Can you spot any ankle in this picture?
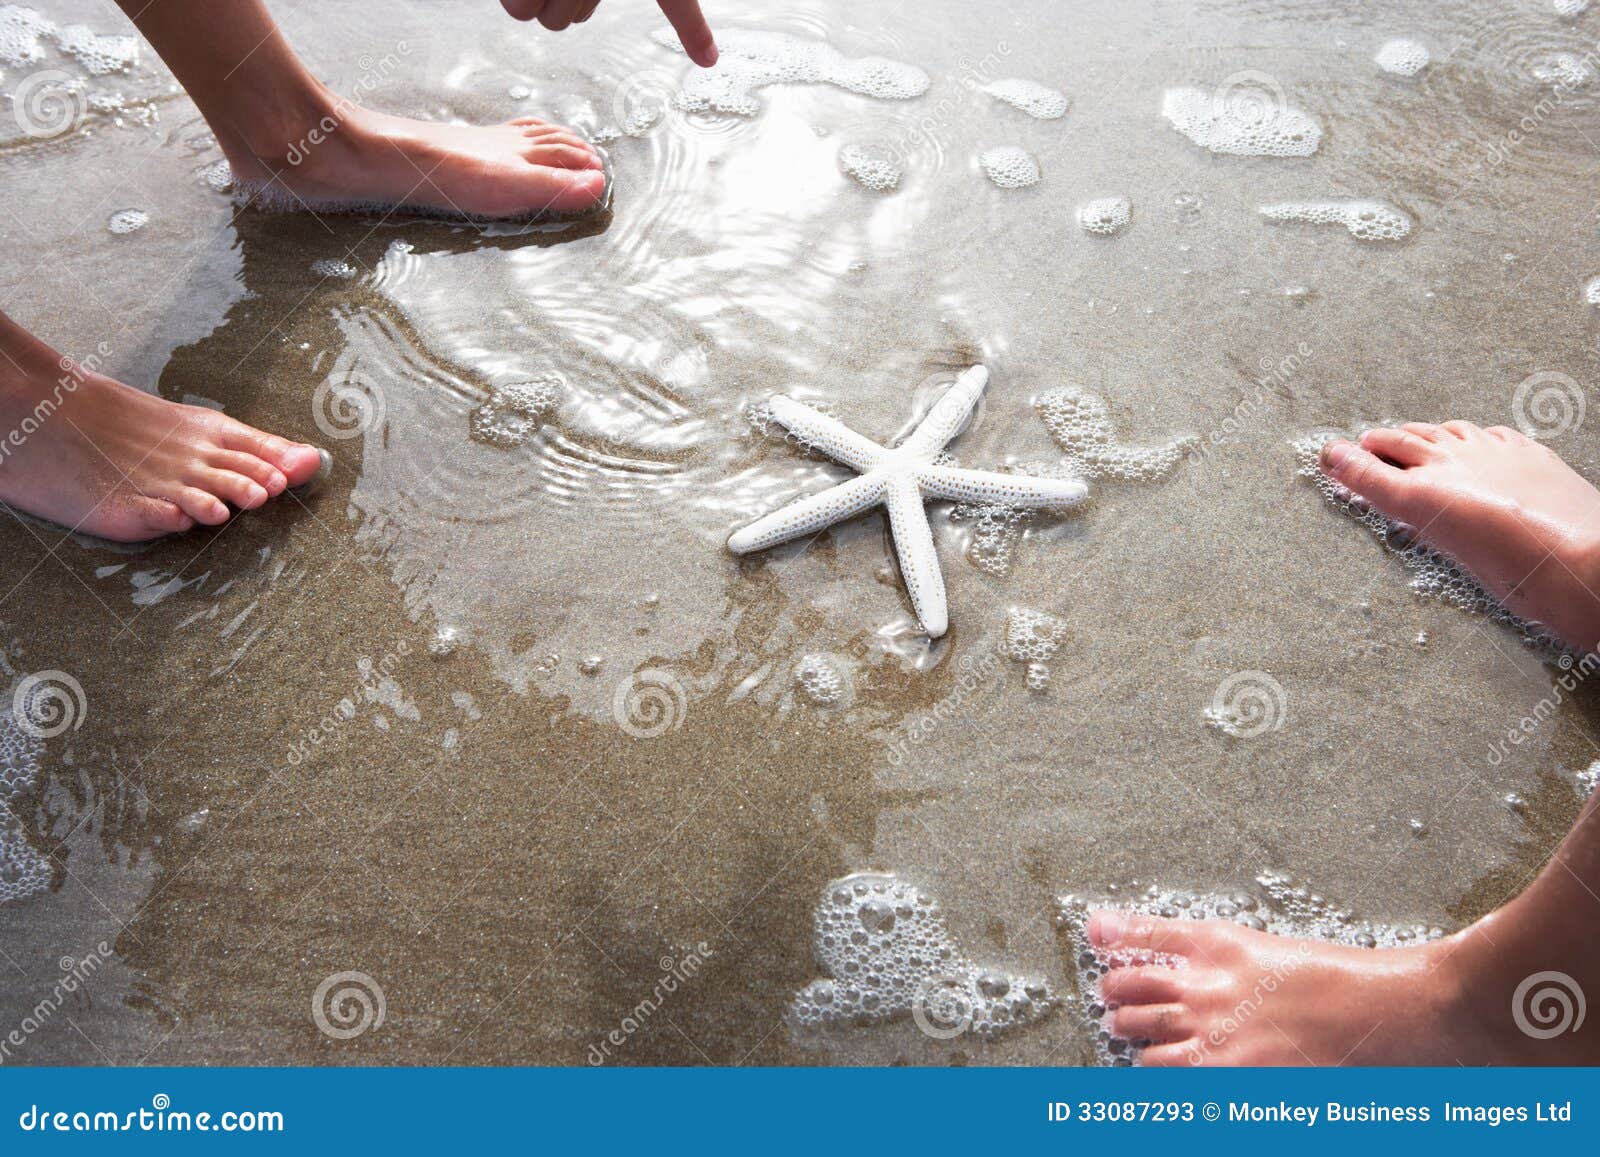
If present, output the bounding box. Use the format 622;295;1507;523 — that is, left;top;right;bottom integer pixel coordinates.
215;79;352;175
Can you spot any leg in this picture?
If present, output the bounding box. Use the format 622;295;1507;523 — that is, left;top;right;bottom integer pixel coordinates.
117;0;607;218
0;310;323;542
1094;424;1600;1065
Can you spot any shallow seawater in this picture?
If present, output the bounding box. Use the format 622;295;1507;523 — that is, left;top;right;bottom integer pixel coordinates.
2;0;1600;1065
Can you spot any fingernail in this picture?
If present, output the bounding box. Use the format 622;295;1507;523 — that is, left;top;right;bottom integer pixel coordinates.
1320;439;1350;470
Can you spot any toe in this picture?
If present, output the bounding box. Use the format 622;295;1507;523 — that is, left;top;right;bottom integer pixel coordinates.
1485;424;1528;443
173;486;231;526
208;449;287;496
524;142;604;170
222;428;323;486
1088;910;1196;956
133;497;195;537
1100;966;1187;1007
1400;422;1444;442
533;167;607;213
1360;426;1439;466
1110;1002;1193;1044
1440;420;1481;440
1137;1041;1205;1067
1321;439;1417;515
509;116;549;128
191;467;269;510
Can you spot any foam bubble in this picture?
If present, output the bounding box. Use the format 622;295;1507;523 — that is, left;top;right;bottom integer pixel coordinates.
949;392;1191;575
1374;38;1430;78
1058;873;1446;1065
469;377;563;449
1585;276;1600;305
789;872;1055;1041
1260;198;1412;241
52;22;136;75
105;208;147;234
1533;54;1595;87
0;5;48;67
795;653;848;706
311;258;358;279
1556;0;1591;15
838;143;901;191
981;78;1068;119
651;28;929;117
1577;759;1599;799
1003;607;1068;691
1160;85;1321;157
1;693;50;906
199;159;234;193
1292;433;1565;649
947;503;1031;576
1036;388;1194;481
1077;195;1131;236
979;146;1040;189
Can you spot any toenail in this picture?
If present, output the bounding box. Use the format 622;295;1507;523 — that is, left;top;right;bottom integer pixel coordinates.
1090;910;1126;944
1320;440;1350;470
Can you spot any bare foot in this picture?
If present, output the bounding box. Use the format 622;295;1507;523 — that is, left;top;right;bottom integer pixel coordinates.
224;100;608;219
0;316;323;543
1319;422;1600;653
1088;905;1600;1066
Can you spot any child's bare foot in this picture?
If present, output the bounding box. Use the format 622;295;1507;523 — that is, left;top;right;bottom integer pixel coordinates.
1089;889;1600;1066
0;315;323;543
1319;422;1600;653
223;103;609;219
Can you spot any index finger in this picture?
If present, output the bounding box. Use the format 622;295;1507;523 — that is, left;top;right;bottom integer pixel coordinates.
657;0;717;67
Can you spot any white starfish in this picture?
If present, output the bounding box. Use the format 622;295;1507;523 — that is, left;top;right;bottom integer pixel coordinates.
728;365;1088;637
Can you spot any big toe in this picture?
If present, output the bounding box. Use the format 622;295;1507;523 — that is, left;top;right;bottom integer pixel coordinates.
277;443;325;486
1319;438;1416;519
534;167;607;213
224;427;324;486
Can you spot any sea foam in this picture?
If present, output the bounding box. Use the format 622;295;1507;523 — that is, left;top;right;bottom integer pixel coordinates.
651;28;928;117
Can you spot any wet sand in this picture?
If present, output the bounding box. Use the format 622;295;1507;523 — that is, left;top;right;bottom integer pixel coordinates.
2;0;1599;1064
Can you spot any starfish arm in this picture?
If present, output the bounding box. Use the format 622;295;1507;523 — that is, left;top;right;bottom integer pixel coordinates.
901;364;989;457
767;396;888;473
884;475;948;637
728;473;886;554
918;466;1088;508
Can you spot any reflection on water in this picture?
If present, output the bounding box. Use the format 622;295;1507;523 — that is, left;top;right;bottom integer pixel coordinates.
3;0;1600;1066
